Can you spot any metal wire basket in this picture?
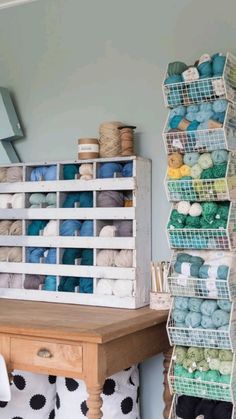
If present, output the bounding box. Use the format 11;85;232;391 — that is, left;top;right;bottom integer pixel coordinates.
167;251;236;301
167;298;235;350
168;395;235;419
167;202;236;251
168;349;236;402
163;102;236;154
165;152;236;202
163;52;236;109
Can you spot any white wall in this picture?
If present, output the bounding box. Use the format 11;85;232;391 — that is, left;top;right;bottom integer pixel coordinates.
0;0;235;417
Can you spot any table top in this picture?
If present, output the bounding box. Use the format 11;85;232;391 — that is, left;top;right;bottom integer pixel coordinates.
0;299;168;344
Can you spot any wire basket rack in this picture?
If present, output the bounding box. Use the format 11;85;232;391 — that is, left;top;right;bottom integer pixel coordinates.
168;395;235;419
167;202;236;251
165;152;236;202
168;349;236;402
163;102;236;154
167;298;235;350
167;251;236;301
163;52;236;109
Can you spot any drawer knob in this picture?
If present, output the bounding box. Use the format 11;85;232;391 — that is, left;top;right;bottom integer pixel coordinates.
37;348;53;359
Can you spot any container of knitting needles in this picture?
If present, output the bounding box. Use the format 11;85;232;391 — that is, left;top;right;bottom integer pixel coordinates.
150;261;171;310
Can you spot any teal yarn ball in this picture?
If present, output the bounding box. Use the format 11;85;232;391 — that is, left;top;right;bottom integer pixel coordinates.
169;105;186;119
198;60;212;78
169;115;183;129
29;193;46;205
186;112;198;122
201;315;216;329
219;374;231;384
174;261;201;276
174;296;189;311
185;215;201;228
212;111;225;123
196;110;214;123
200;300;218;316
194;370;208;381
176;253;192;263
212;54;226;76
205;370;221;383
212;309;230;327
173;309;188;323
212;99;228;113
202;202;218;222
58;277;80;292
191;256;205;265
187;121;200;131
200;168;214;179
28;220;47;236
168;61;188;76
188;297;204;312
184;152;200;167
215;204;229;221
63;164;79;180
43;275;57;291
217;265;229;280
46;193;57;205
63;192;81;208
217;299;232;313
79;191;93;208
212;163;227;178
62;248;82;265
185;311;202;328
164;74;182;84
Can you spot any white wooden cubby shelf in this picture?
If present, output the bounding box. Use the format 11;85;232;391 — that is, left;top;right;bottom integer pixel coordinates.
0;156;151;309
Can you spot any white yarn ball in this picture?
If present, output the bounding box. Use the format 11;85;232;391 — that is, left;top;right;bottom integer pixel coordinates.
43;220;58;236
11;193;24;208
177;201;191;215
99;225;117;237
10;274;23;289
189;203;202;217
80;174;93;180
114;250;133;268
96;279;115;295
96;249;119;266
113;280;133;297
79;164;93;176
0;194;13;208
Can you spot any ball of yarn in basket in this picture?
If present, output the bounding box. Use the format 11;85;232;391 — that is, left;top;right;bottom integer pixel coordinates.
9;274;23;288
219;350;233;362
168;153;183;169
0;274;10;287
62;248;82;265
0;194;12;208
174;297;189;311
177;201;191;215
98;162;123;178
29;193;46;206
44;248;56;264
27;247;46;263
114;250;133;267
173;346;187;364
6;166;23;183
189;203;202;217
188;297;203;312
60;220;81;236
63;164;79;180
113;279;133;297
212;54;226;76
198;153;213;169
183;152;200;167
43;220;57;236
168;61;188;76
12;193;24;208
191;164;203;179
0;220;12;235
212;309;230;327
114;220;133;237
24;275;44;290
46;193;57;206
167;167;181;179
43;276;57;291
201;315;216;329
99;225;117;237
63;192;80;208
8;247;22;262
200;300;218;316
211;149;229;165
212;162;227;178
97;191;124;207
122;162;133;177
79;163;93;176
217;299;232;312
96;249;118;266
99;121;123;157
96;279;115;295
180;164;191;177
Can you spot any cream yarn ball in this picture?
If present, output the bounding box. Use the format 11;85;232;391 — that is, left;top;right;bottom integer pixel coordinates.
177;201;191;215
99;225;117;237
189;203;202;217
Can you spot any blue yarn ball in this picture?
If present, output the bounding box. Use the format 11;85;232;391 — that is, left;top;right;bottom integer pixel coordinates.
217;265;229;280
187;121;200;131
30;166;48;181
211;149;228;165
63;193;81;208
187;105;199;113
201;315;216;329
170;106;186;119
174;296;189;311
79;191;93;208
185;311;202;328
212;99;228;113
212;54;226;76
98;163;123;178
200;300;218;316
197;121;209;130
212;112;226;123
186;112;198;122
164;75;182;85
198;61;212;78
80;220;93;237
28;247;46;263
43;275;57;291
217;299;232;313
199;103;213;112
196;110;213;123
212;309;230;327
169;115;183;129
60;220;82;236
188;297;203;313
122;162;133;177
44;165;57;181
45;248;56;264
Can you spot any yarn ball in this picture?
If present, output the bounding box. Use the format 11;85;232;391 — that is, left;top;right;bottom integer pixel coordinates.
177;253;192;263
168;61;188;76
99;225;117;237
174;297;189;311
28;220;47;236
187;347;204;362
79;191;93;208
79;163;93;176
9;220;22;235
63;192;81;208
199;102;212;112
43;220;58;236
6;166;23;183
201;315;216;329
212;54;226;76
96;249;118;267
188;298;203;312
114;250;133;267
202;202;218;222
219;350;233;362
113;279;133;297
0;167;7;182
63;164;79;180
177;201;191;215
114;220;133;237
212;309;230;328
196;110;214;123
10;274;23;288
219;361;233;375
97;191;124;207
173;309;188;324
198;153;213;169
0;220;12;235
174;346;187;364
183;152;200;167
60;220;82;236
185;215;201;228
213;99;228;114
213;111;225;123
200;300;218;316
168;153;183;169
11;193;24;208
164;74;182;85
167;167;181;179
189;203;202;217
44;165;57;181
211;150;229;165
212;162;227;178
80;220;93;237
24;275;44;290
96;279;115;295
200;167;214;179
185;312;202;328
180;165;191;177
43;276;57;291
217;299;232;313
204;348;219;361
170;105;186;119
122;162;133;177
30;166;48;181
198;56;212;77
191;164;203;179
98;162;123;178
44;248;56;264
27;247;46;263
46;193;57;205
197;360;210;372
29;193;46;206
62;248;82;265
58;277;80;292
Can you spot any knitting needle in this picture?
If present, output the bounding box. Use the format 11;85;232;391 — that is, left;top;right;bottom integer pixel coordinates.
151;262;158;292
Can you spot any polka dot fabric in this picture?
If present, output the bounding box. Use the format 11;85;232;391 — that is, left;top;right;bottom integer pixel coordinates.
0;371;56;419
0;366;139;419
55;366;140;419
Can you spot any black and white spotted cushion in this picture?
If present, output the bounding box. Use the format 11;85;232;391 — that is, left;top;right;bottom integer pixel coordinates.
0;366;139;419
0;370;56;419
55;366;140;418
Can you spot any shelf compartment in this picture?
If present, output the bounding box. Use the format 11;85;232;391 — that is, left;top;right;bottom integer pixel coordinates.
163;52;236;108
168;251;236;301
168;395;235;419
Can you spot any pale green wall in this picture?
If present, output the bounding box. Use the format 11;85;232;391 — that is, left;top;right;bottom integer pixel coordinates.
0;0;235;417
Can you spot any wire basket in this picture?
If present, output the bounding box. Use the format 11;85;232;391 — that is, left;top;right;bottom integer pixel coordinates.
168;349;236;402
167;299;235;350
165;152;236;202
163;52;236;109
163;102;236;154
168;395;235;419
167;202;236;251
167;251;236;301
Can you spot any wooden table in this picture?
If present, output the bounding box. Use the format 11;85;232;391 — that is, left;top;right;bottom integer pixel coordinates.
0;300;171;419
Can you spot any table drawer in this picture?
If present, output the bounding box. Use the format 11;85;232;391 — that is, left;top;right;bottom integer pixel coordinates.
10;338;83;376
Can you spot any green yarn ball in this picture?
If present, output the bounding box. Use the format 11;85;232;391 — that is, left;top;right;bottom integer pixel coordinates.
212;162;227;178
187;347;204;362
194;370;208;381
168;61;188;76
174;346;187;364
202;202;218;222
197;360;209;372
176;253;192;263
219;374;231;384
185;215;201;228
216;205;229;221
183;358;197;372
200;168;214;179
206;370;221;382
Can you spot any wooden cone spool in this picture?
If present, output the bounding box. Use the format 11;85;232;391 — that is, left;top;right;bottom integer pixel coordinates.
118;125;136;156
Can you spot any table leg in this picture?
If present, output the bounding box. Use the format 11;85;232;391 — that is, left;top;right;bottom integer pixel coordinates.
87;384;103;419
163;348;173;419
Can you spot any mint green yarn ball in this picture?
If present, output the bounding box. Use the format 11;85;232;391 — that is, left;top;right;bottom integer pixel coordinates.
185;215;201;228
202;202;218;222
212;162;227;178
201;168;214;179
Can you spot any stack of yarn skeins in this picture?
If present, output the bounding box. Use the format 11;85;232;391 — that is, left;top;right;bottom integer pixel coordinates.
164;53;226;106
175;395;233;419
